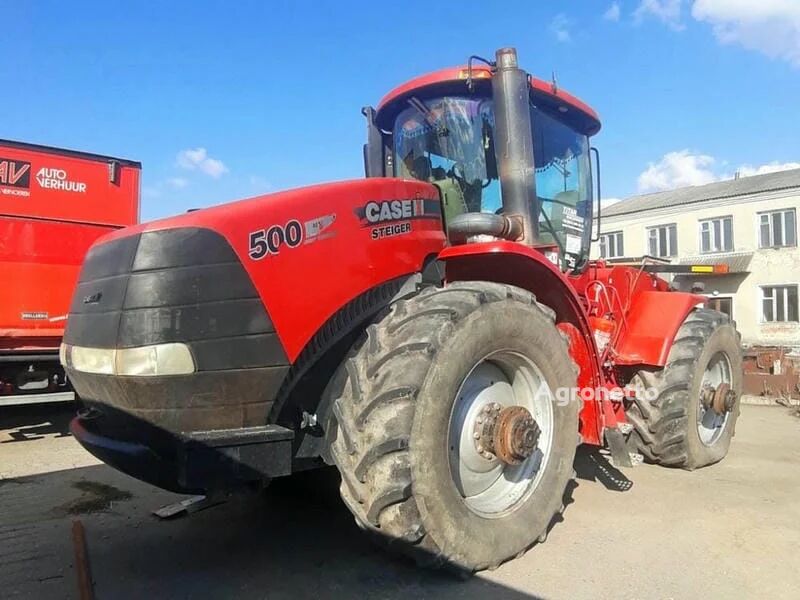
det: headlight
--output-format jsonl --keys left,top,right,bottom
{"left": 71, "top": 345, "right": 116, "bottom": 375}
{"left": 61, "top": 343, "right": 195, "bottom": 376}
{"left": 116, "top": 344, "right": 195, "bottom": 376}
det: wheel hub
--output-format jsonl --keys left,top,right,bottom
{"left": 473, "top": 403, "right": 540, "bottom": 465}
{"left": 701, "top": 382, "right": 736, "bottom": 416}
{"left": 449, "top": 353, "right": 554, "bottom": 517}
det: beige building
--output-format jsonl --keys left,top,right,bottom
{"left": 593, "top": 169, "right": 800, "bottom": 350}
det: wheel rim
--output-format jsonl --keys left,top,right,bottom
{"left": 697, "top": 351, "right": 733, "bottom": 446}
{"left": 447, "top": 350, "right": 554, "bottom": 518}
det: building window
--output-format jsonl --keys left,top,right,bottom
{"left": 647, "top": 224, "right": 677, "bottom": 257}
{"left": 761, "top": 285, "right": 799, "bottom": 322}
{"left": 699, "top": 216, "right": 733, "bottom": 253}
{"left": 599, "top": 231, "right": 624, "bottom": 258}
{"left": 758, "top": 209, "right": 796, "bottom": 248}
{"left": 707, "top": 296, "right": 733, "bottom": 320}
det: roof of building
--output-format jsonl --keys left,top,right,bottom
{"left": 604, "top": 168, "right": 800, "bottom": 218}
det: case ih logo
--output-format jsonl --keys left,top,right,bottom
{"left": 355, "top": 198, "right": 440, "bottom": 226}
{"left": 364, "top": 199, "right": 426, "bottom": 224}
{"left": 354, "top": 198, "right": 441, "bottom": 241}
{"left": 0, "top": 158, "right": 31, "bottom": 189}
{"left": 35, "top": 167, "right": 87, "bottom": 193}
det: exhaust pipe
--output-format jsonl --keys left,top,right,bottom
{"left": 492, "top": 47, "right": 538, "bottom": 246}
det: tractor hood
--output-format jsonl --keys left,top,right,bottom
{"left": 83, "top": 178, "right": 445, "bottom": 362}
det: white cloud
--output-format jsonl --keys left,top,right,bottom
{"left": 176, "top": 147, "right": 229, "bottom": 178}
{"left": 637, "top": 150, "right": 800, "bottom": 193}
{"left": 604, "top": 2, "right": 622, "bottom": 22}
{"left": 601, "top": 197, "right": 623, "bottom": 207}
{"left": 633, "top": 0, "right": 685, "bottom": 31}
{"left": 549, "top": 14, "right": 572, "bottom": 42}
{"left": 166, "top": 177, "right": 189, "bottom": 189}
{"left": 637, "top": 150, "right": 717, "bottom": 192}
{"left": 736, "top": 161, "right": 800, "bottom": 177}
{"left": 692, "top": 0, "right": 800, "bottom": 66}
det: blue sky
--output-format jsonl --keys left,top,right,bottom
{"left": 4, "top": 1, "right": 799, "bottom": 220}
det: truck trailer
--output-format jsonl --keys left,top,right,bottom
{"left": 0, "top": 139, "right": 140, "bottom": 406}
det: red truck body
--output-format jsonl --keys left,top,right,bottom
{"left": 0, "top": 139, "right": 140, "bottom": 402}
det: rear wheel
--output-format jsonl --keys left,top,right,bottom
{"left": 327, "top": 282, "right": 579, "bottom": 572}
{"left": 625, "top": 309, "right": 742, "bottom": 470}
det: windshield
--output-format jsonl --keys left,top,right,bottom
{"left": 394, "top": 95, "right": 592, "bottom": 266}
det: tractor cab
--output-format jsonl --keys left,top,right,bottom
{"left": 366, "top": 50, "right": 601, "bottom": 270}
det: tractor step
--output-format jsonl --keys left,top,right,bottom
{"left": 604, "top": 427, "right": 642, "bottom": 468}
{"left": 153, "top": 493, "right": 227, "bottom": 519}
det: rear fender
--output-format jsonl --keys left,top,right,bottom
{"left": 438, "top": 242, "right": 604, "bottom": 445}
{"left": 614, "top": 291, "right": 706, "bottom": 367}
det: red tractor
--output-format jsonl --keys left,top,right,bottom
{"left": 63, "top": 48, "right": 742, "bottom": 572}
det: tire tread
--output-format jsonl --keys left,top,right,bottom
{"left": 329, "top": 281, "right": 572, "bottom": 569}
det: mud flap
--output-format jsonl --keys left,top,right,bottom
{"left": 605, "top": 427, "right": 638, "bottom": 468}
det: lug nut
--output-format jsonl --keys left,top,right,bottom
{"left": 476, "top": 444, "right": 484, "bottom": 453}
{"left": 473, "top": 432, "right": 480, "bottom": 439}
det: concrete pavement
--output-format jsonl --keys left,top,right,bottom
{"left": 1, "top": 404, "right": 798, "bottom": 599}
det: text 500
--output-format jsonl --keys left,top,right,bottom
{"left": 248, "top": 220, "right": 303, "bottom": 260}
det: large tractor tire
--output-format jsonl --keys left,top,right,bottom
{"left": 328, "top": 282, "right": 579, "bottom": 572}
{"left": 625, "top": 308, "right": 742, "bottom": 470}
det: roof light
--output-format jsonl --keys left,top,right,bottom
{"left": 457, "top": 69, "right": 492, "bottom": 80}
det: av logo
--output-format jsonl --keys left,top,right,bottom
{"left": 0, "top": 158, "right": 31, "bottom": 189}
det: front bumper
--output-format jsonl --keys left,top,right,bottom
{"left": 71, "top": 407, "right": 294, "bottom": 494}
{"left": 70, "top": 410, "right": 179, "bottom": 491}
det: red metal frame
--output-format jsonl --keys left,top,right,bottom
{"left": 571, "top": 263, "right": 707, "bottom": 366}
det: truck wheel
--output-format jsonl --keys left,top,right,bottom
{"left": 625, "top": 309, "right": 742, "bottom": 470}
{"left": 328, "top": 281, "right": 579, "bottom": 572}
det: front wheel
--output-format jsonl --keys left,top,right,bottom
{"left": 328, "top": 282, "right": 579, "bottom": 572}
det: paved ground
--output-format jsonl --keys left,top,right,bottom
{"left": 1, "top": 404, "right": 798, "bottom": 599}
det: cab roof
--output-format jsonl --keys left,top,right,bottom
{"left": 375, "top": 66, "right": 601, "bottom": 137}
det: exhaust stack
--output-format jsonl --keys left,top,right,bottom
{"left": 492, "top": 47, "right": 538, "bottom": 246}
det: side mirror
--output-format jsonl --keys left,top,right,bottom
{"left": 362, "top": 106, "right": 384, "bottom": 178}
